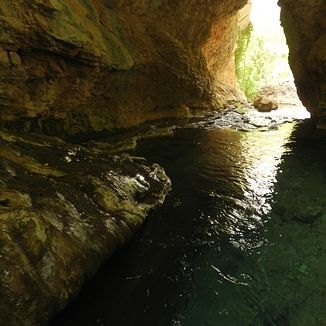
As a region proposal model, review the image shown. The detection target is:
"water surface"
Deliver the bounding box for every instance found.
[51,109,326,326]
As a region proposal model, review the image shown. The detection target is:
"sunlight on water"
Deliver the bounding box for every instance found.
[176,120,326,326]
[241,123,295,214]
[176,123,298,326]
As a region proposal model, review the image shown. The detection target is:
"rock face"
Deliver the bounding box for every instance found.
[0,130,170,325]
[278,0,326,128]
[258,80,303,107]
[0,0,248,138]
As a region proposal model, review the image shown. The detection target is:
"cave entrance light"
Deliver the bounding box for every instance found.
[250,0,292,84]
[239,0,310,119]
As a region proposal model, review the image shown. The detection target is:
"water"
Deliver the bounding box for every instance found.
[50,109,326,326]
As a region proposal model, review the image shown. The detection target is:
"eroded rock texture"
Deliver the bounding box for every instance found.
[279,0,326,128]
[0,0,248,138]
[0,131,170,325]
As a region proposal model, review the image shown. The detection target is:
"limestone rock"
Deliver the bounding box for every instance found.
[0,131,171,325]
[253,94,278,112]
[258,80,302,107]
[0,0,248,138]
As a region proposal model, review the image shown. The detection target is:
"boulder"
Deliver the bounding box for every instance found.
[258,80,302,106]
[253,94,278,112]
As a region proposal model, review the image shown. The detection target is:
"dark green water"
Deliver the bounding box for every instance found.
[51,116,326,326]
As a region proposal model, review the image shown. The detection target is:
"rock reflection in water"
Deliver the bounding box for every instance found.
[177,123,296,326]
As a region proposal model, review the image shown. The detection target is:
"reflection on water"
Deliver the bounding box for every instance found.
[173,123,296,326]
[241,124,294,211]
[50,115,326,326]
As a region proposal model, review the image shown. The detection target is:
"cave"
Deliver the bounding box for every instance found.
[1,0,325,136]
[0,1,325,138]
[1,0,326,325]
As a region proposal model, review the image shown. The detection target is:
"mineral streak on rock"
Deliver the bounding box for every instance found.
[0,131,171,325]
[0,0,248,138]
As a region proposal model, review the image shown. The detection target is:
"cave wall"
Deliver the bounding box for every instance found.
[2,0,326,135]
[0,0,248,138]
[279,0,326,128]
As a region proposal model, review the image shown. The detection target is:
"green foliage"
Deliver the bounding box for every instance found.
[234,21,292,101]
[234,23,258,101]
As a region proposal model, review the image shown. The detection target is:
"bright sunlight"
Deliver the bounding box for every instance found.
[235,0,293,101]
[250,0,292,81]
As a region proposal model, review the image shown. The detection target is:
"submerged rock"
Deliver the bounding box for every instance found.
[0,131,171,325]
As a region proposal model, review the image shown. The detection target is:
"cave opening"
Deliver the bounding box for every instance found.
[237,0,309,119]
[236,0,291,96]
[249,0,292,86]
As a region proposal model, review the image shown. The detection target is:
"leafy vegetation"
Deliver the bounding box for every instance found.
[234,21,292,101]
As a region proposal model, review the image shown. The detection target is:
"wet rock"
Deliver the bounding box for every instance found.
[0,131,171,325]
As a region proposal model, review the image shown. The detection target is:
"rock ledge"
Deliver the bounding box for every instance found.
[0,131,171,326]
